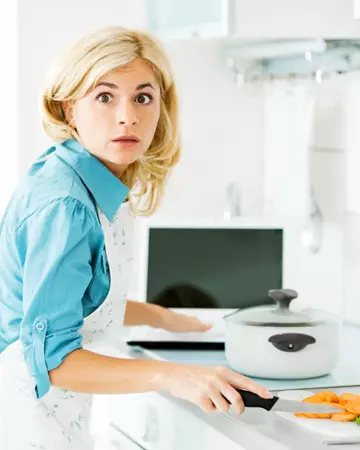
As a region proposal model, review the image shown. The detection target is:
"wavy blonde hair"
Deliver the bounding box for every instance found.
[41,26,180,215]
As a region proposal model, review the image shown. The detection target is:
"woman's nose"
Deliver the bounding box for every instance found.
[116,101,139,126]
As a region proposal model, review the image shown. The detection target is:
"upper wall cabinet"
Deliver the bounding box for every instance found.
[355,0,360,19]
[146,0,236,39]
[146,0,360,41]
[233,0,360,39]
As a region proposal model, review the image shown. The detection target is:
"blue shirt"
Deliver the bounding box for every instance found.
[0,139,129,398]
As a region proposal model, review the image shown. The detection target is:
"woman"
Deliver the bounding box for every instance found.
[0,26,271,449]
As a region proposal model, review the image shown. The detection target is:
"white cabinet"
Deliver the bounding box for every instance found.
[355,0,360,18]
[94,433,143,450]
[112,436,142,450]
[170,402,243,450]
[109,392,243,450]
[146,0,235,39]
[234,0,360,38]
[110,392,177,449]
[145,0,360,41]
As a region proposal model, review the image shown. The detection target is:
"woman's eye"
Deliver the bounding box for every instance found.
[135,94,152,105]
[96,93,113,103]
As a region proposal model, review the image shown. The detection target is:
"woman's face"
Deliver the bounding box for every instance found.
[66,58,161,177]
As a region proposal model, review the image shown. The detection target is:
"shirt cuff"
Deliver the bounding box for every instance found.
[29,316,83,399]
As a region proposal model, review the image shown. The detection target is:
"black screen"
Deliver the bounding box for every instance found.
[146,228,283,309]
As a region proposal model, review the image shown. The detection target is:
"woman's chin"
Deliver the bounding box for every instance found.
[112,155,137,166]
[104,152,139,170]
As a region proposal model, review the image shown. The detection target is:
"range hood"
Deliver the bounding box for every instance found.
[224,39,360,83]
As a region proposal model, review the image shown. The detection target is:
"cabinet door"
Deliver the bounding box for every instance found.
[147,0,235,39]
[94,432,144,450]
[234,0,360,38]
[110,392,177,450]
[171,405,243,450]
[355,0,360,18]
[110,392,245,450]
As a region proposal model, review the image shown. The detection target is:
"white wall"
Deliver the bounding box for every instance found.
[288,72,360,322]
[18,0,266,306]
[18,0,147,175]
[0,1,18,218]
[342,72,360,323]
[18,3,265,218]
[260,77,346,316]
[17,0,359,322]
[154,38,265,219]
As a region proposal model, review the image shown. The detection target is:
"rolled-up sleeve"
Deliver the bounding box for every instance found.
[16,197,96,399]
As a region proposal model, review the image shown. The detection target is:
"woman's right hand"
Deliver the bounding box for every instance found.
[161,363,272,416]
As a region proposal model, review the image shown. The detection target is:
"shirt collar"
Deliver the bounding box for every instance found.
[55,139,129,221]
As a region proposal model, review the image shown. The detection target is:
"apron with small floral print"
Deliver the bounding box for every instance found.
[0,201,134,450]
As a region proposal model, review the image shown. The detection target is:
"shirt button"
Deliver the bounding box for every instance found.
[35,322,45,332]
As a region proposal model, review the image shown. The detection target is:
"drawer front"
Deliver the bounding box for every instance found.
[110,393,243,450]
[110,393,177,450]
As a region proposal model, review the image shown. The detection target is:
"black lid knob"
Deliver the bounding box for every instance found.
[268,289,298,310]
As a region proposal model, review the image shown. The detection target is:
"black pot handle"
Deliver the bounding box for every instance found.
[268,333,316,352]
[268,289,298,310]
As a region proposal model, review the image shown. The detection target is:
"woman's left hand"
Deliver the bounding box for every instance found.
[154,305,213,333]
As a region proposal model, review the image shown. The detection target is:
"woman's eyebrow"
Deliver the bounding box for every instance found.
[135,82,155,91]
[94,82,155,91]
[94,82,118,89]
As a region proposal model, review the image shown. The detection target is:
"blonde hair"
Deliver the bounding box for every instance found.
[41,26,180,215]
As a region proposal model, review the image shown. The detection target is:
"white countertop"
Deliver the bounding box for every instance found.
[124,347,360,450]
[114,323,360,450]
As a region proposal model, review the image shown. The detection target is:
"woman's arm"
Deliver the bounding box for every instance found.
[49,349,272,415]
[124,300,212,332]
[123,300,162,327]
[49,348,170,394]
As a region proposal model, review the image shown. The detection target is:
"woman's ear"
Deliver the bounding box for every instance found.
[62,101,76,129]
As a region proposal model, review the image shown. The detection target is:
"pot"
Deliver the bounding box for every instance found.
[224,289,341,379]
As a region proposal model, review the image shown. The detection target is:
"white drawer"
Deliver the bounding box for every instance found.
[110,392,177,450]
[109,392,244,450]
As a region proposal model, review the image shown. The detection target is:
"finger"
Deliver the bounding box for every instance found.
[208,387,231,414]
[195,321,213,331]
[199,395,217,414]
[238,376,272,399]
[219,382,245,416]
[221,368,272,399]
[186,317,213,332]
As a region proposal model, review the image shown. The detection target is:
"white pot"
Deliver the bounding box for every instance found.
[224,289,341,379]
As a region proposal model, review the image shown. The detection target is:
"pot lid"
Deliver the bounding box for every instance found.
[224,289,333,327]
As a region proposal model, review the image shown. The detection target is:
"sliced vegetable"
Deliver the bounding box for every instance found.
[343,401,360,416]
[303,391,339,404]
[331,412,357,422]
[295,413,332,419]
[295,391,360,423]
[339,394,360,406]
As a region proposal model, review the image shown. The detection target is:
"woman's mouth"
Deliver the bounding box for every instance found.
[111,135,140,148]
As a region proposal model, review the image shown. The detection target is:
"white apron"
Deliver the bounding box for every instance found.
[0,201,134,450]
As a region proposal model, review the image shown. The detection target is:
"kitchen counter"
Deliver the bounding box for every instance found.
[107,324,360,450]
